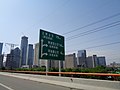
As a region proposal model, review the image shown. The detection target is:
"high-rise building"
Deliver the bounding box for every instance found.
[97,57,106,67]
[0,43,3,55]
[77,50,86,57]
[48,60,54,68]
[5,54,12,69]
[0,54,4,68]
[86,55,99,68]
[65,53,77,68]
[86,56,95,68]
[5,48,20,69]
[13,47,21,68]
[48,60,63,68]
[34,43,39,66]
[93,55,98,67]
[53,60,59,68]
[5,50,14,69]
[27,44,34,67]
[20,36,28,66]
[77,50,87,68]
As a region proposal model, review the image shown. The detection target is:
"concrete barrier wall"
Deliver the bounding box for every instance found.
[11,73,120,89]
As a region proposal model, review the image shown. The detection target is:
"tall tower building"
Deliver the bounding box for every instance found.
[5,48,20,69]
[65,53,77,68]
[97,57,106,67]
[0,43,3,55]
[27,44,34,67]
[47,60,64,68]
[86,56,94,68]
[34,43,39,66]
[77,50,86,58]
[77,50,87,68]
[86,55,99,68]
[93,55,98,67]
[13,47,20,68]
[0,54,4,68]
[5,50,14,69]
[20,36,28,66]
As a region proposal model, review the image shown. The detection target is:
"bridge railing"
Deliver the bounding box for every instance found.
[0,70,120,80]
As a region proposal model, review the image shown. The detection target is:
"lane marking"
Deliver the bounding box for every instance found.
[0,83,14,90]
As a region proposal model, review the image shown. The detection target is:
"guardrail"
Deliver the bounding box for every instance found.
[0,70,120,80]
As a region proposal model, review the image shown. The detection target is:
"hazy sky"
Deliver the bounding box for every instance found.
[0,0,120,64]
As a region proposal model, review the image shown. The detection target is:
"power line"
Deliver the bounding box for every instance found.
[66,21,120,41]
[66,31,120,47]
[66,41,120,53]
[66,21,120,40]
[86,41,120,49]
[63,12,120,35]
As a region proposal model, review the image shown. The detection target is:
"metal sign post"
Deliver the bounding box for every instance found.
[59,60,61,76]
[46,60,48,76]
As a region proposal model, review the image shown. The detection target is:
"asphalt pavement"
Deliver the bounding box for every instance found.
[0,75,75,90]
[0,72,119,90]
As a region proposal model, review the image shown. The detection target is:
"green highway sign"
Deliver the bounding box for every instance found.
[39,29,65,60]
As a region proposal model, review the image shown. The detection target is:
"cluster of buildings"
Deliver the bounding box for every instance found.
[34,44,106,69]
[0,36,107,69]
[108,62,120,68]
[0,36,34,69]
[65,50,106,68]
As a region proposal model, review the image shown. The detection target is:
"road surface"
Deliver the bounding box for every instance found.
[0,72,119,90]
[0,75,76,90]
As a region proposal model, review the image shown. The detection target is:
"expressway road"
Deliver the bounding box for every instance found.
[0,75,76,90]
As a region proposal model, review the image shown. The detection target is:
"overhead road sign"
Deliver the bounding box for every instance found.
[39,29,65,60]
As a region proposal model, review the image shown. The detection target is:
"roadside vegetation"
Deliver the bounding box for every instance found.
[1,66,120,80]
[13,66,120,74]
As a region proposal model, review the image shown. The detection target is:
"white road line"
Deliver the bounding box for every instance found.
[0,83,14,90]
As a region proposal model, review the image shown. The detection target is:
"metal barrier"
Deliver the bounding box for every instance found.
[0,70,120,80]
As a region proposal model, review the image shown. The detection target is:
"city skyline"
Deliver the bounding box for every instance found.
[0,0,120,64]
[0,36,118,65]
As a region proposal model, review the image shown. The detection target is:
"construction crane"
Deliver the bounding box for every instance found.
[5,43,19,52]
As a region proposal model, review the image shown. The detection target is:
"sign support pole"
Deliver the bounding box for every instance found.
[46,60,48,76]
[59,60,61,76]
[38,59,40,67]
